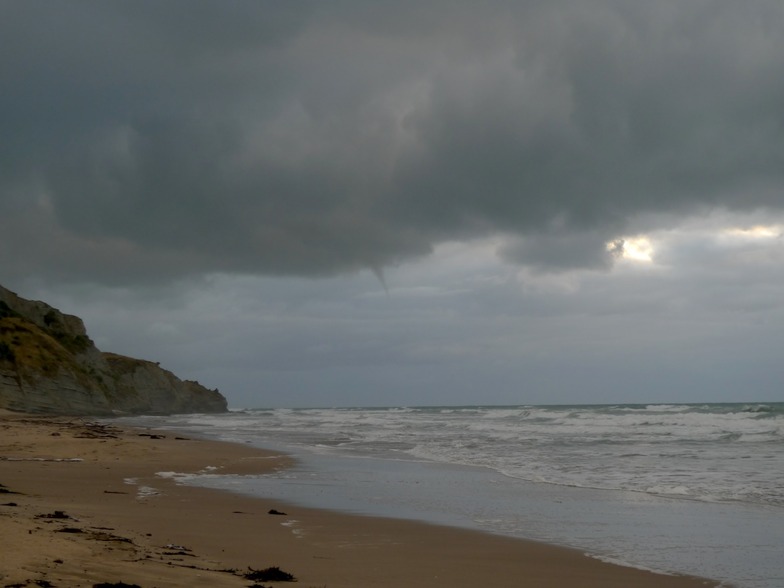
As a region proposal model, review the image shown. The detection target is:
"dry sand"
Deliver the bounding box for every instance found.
[0,411,717,587]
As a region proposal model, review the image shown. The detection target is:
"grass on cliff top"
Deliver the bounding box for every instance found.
[102,352,158,371]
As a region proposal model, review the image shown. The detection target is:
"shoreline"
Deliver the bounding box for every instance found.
[1,412,717,587]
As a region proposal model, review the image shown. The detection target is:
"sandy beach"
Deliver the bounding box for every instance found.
[0,411,716,588]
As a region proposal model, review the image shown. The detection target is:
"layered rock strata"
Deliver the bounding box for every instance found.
[0,285,227,415]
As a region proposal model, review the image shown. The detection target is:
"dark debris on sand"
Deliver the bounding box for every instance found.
[69,421,121,439]
[93,583,142,588]
[36,510,71,520]
[243,566,296,582]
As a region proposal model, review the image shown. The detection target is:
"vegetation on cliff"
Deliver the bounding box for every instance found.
[0,285,228,415]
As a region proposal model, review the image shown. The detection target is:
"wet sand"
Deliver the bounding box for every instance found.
[0,411,717,587]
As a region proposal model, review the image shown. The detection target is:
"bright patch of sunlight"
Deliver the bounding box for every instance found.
[607,236,654,263]
[723,225,783,240]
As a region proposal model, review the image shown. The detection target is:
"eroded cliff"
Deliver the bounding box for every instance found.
[0,285,227,415]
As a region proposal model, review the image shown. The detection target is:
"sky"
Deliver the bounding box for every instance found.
[2,1,784,408]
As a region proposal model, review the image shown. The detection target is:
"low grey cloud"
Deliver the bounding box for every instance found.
[34,215,784,407]
[2,1,784,287]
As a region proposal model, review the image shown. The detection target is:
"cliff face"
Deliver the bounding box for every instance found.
[0,285,228,415]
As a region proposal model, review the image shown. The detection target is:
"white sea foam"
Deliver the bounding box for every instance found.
[155,470,195,482]
[125,476,162,498]
[280,519,304,538]
[155,471,181,479]
[136,486,160,499]
[588,553,675,576]
[126,403,784,508]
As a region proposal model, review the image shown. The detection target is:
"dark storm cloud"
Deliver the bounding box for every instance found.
[2,1,784,284]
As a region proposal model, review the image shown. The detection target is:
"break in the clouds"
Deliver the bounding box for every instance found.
[2,1,784,285]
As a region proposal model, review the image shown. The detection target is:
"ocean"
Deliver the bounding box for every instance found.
[121,403,784,588]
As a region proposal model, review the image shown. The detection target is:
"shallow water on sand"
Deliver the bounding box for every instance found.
[175,444,782,588]
[122,405,784,588]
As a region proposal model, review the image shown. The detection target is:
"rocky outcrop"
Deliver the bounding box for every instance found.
[0,285,228,415]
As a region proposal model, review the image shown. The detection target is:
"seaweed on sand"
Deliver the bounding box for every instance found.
[243,566,296,582]
[0,482,19,494]
[36,510,71,519]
